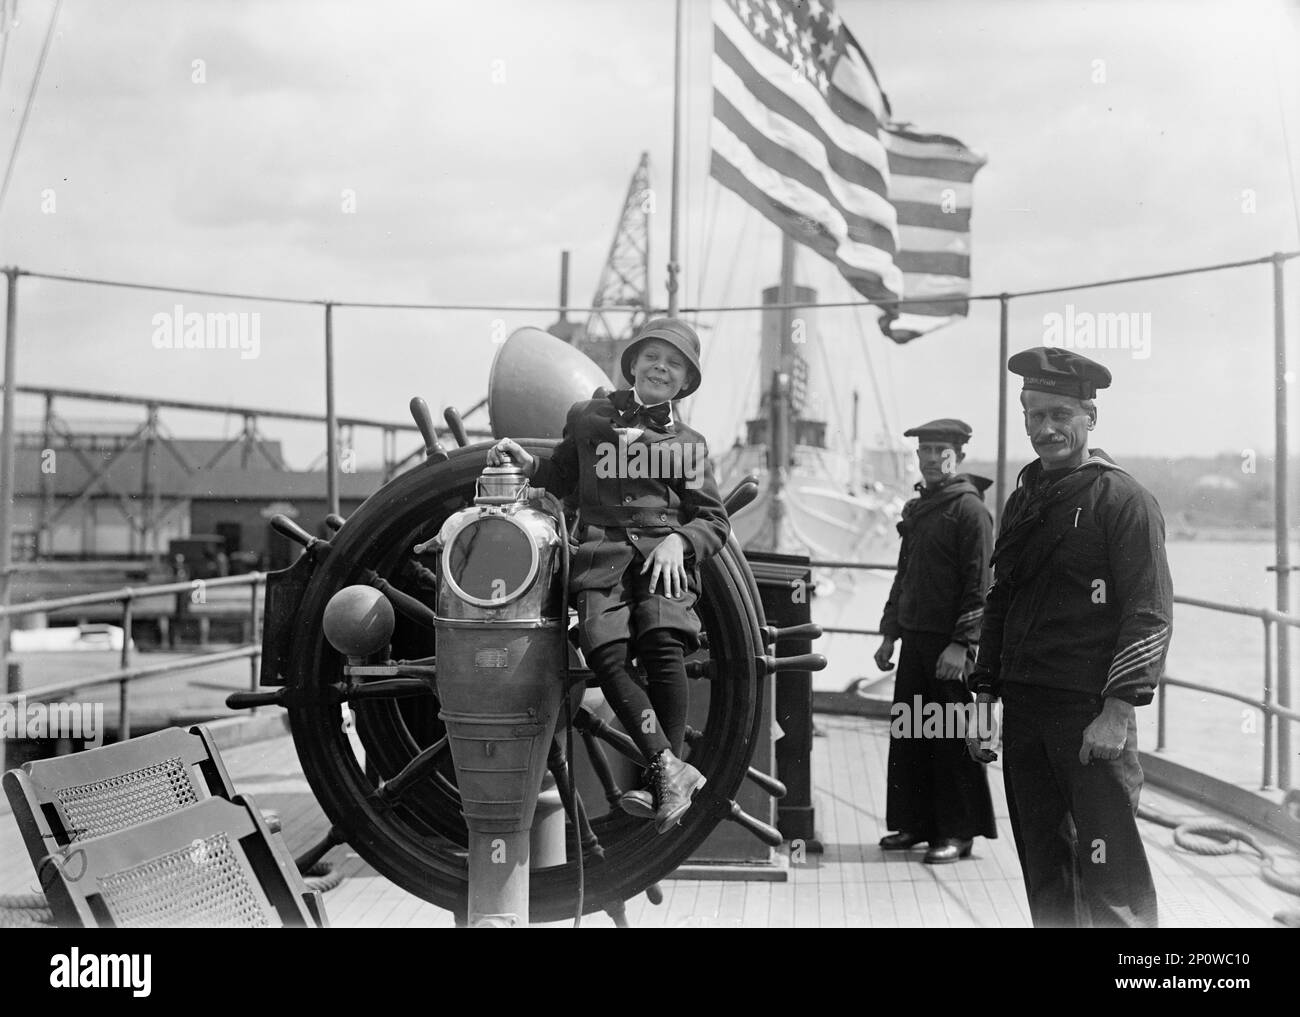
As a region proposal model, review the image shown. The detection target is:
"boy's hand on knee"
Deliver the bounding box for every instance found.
[642,534,688,598]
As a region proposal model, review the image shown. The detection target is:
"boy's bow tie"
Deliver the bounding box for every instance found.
[611,390,673,433]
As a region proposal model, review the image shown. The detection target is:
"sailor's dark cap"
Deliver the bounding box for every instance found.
[903,418,972,444]
[1008,346,1112,400]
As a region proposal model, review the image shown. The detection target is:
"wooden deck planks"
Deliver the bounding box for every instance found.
[1,713,1295,929]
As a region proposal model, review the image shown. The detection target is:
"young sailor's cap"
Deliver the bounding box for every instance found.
[903,418,972,445]
[1008,346,1112,400]
[621,318,703,398]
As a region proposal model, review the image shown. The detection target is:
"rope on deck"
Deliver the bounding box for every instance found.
[1138,805,1300,925]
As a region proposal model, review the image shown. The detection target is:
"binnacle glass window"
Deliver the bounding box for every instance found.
[444,516,534,604]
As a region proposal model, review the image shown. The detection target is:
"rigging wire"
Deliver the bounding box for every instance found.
[0,0,61,221]
[13,248,1299,314]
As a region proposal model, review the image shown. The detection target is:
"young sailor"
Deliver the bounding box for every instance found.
[488,318,730,833]
[875,418,998,863]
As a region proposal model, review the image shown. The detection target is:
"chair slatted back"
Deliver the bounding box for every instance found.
[37,796,317,929]
[4,726,326,928]
[3,726,236,868]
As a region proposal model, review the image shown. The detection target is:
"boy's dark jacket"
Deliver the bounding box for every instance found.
[968,450,1173,705]
[879,473,993,647]
[530,394,730,592]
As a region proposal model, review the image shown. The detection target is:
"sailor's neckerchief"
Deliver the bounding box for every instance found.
[991,450,1126,580]
[896,473,988,538]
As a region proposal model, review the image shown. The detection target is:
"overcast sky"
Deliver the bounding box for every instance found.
[0,0,1297,471]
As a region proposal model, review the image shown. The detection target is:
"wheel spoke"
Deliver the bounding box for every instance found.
[378,736,450,803]
[573,707,646,766]
[685,726,785,798]
[345,677,435,699]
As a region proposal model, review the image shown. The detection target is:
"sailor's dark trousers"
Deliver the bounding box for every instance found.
[1000,684,1158,928]
[884,629,997,841]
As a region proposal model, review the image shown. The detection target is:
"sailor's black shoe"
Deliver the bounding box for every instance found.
[878,831,927,850]
[923,838,973,864]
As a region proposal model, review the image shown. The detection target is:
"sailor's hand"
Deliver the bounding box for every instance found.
[935,641,967,682]
[874,638,895,672]
[642,533,688,598]
[966,692,1000,763]
[487,438,533,475]
[1079,697,1133,764]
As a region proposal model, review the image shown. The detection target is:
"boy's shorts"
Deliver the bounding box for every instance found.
[573,561,702,656]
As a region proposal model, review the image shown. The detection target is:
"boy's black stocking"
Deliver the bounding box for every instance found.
[587,640,672,761]
[633,628,688,757]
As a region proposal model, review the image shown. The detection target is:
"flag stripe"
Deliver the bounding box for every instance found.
[897,250,969,277]
[893,200,972,232]
[899,225,970,254]
[890,176,973,209]
[902,272,973,296]
[886,151,983,184]
[884,130,987,165]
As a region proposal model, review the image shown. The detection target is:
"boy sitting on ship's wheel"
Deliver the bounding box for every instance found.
[488,318,731,833]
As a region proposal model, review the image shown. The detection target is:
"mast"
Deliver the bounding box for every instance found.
[666,0,685,316]
[768,231,796,547]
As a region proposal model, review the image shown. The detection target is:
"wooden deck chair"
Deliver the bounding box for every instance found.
[3,725,326,927]
[2,726,237,869]
[35,795,321,928]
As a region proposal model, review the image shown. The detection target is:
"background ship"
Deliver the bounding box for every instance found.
[711,276,907,567]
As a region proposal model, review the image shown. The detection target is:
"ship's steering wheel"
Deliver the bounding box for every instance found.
[230,435,819,925]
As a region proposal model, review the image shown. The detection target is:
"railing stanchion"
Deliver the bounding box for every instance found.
[118,591,134,742]
[249,574,261,714]
[118,678,130,743]
[1270,253,1292,790]
[120,590,134,672]
[1262,617,1274,791]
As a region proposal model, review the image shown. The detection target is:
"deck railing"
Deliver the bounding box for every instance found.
[2,560,1296,792]
[806,558,1300,792]
[0,573,264,741]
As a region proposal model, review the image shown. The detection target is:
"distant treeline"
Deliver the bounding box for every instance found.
[961,454,1300,534]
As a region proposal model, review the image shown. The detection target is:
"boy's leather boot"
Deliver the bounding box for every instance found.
[650,749,706,833]
[618,784,655,819]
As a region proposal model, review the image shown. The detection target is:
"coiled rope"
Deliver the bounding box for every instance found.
[1138,804,1300,925]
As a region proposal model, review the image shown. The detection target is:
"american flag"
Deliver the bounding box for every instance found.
[710,0,986,342]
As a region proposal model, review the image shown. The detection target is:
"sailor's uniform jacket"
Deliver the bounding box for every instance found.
[879,473,993,648]
[968,451,1173,706]
[529,396,730,594]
